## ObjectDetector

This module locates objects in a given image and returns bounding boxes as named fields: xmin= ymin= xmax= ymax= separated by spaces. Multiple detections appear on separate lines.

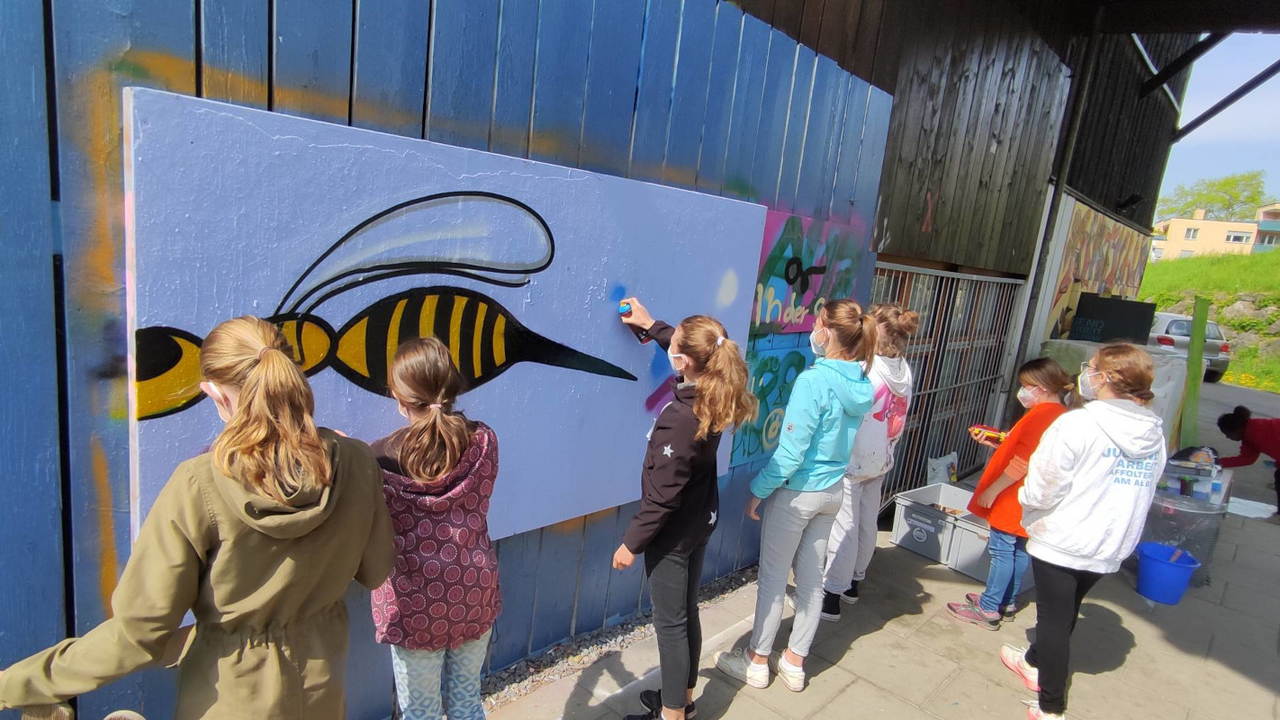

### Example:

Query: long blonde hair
xmin=677 ymin=316 xmax=757 ymax=441
xmin=201 ymin=316 xmax=331 ymax=503
xmin=388 ymin=337 xmax=475 ymax=481
xmin=820 ymin=299 xmax=879 ymax=365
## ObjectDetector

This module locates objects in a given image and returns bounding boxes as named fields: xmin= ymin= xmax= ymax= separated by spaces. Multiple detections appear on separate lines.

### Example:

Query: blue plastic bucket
xmin=1136 ymin=542 xmax=1201 ymax=605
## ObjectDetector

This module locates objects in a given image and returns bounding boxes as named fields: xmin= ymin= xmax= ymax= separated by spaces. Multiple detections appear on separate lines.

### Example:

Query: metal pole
xmin=1174 ymin=57 xmax=1280 ymax=143
xmin=1140 ymin=33 xmax=1227 ymax=98
xmin=1180 ymin=296 xmax=1209 ymax=449
xmin=1005 ymin=11 xmax=1104 ymax=421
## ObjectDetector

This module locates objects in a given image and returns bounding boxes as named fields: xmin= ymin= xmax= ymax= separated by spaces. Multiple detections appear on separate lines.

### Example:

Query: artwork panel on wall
xmin=1046 ymin=200 xmax=1153 ymax=341
xmin=751 ymin=210 xmax=874 ymax=335
xmin=730 ymin=337 xmax=816 ymax=467
xmin=123 ymin=88 xmax=765 ymax=540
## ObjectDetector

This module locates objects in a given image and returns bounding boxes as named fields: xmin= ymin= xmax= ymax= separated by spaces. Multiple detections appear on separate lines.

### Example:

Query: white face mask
xmin=668 ymin=349 xmax=687 ymax=375
xmin=809 ymin=327 xmax=828 ymax=357
xmin=1078 ymin=368 xmax=1102 ymax=400
xmin=1016 ymin=386 xmax=1038 ymax=408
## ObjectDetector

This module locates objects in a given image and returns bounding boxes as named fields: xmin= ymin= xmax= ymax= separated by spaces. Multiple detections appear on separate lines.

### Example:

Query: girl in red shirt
xmin=946 ymin=358 xmax=1072 ymax=630
xmin=1217 ymin=406 xmax=1280 ymax=514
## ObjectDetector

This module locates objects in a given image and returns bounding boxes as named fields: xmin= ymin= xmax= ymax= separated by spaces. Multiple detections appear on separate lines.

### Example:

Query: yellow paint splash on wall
xmin=91 ymin=434 xmax=120 ymax=614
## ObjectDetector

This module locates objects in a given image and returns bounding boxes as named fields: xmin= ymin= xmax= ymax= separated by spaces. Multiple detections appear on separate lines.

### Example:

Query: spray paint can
xmin=619 ymin=303 xmax=650 ymax=343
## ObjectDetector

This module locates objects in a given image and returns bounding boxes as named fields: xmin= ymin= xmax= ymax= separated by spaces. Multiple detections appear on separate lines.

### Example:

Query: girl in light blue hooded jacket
xmin=715 ymin=299 xmax=877 ymax=693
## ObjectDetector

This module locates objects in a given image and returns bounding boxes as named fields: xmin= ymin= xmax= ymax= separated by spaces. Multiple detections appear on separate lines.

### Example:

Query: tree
xmin=1156 ymin=170 xmax=1277 ymax=222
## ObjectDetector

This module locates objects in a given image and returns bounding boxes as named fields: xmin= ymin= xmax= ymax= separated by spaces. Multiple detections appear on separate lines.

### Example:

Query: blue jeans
xmin=390 ymin=629 xmax=491 ymax=720
xmin=978 ymin=529 xmax=1029 ymax=613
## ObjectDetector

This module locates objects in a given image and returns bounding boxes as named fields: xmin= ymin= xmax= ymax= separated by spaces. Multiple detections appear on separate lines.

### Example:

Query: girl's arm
xmin=1019 ymin=422 xmax=1076 ymax=511
xmin=751 ymin=374 xmax=822 ymax=500
xmin=0 ymin=465 xmax=212 ymax=708
xmin=622 ymin=410 xmax=696 ymax=554
xmin=355 ymin=464 xmax=396 ymax=591
xmin=1218 ymin=439 xmax=1260 ymax=469
xmin=975 ymin=456 xmax=1029 ymax=508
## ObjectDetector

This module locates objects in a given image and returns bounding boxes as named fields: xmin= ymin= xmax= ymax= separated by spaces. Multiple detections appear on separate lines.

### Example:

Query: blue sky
xmin=1159 ymin=33 xmax=1280 ymax=201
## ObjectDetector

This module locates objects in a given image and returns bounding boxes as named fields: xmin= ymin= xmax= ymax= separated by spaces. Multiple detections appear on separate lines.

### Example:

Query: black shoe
xmin=820 ymin=591 xmax=842 ymax=622
xmin=842 ymin=580 xmax=860 ymax=605
xmin=639 ymin=688 xmax=697 ymax=719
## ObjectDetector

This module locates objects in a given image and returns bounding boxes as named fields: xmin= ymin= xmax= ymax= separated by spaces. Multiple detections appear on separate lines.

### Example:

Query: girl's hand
xmin=619 ymin=297 xmax=655 ymax=330
xmin=747 ymin=496 xmax=763 ymax=521
xmin=332 ymin=429 xmax=348 ymax=437
xmin=977 ymin=486 xmax=1000 ymax=509
xmin=612 ymin=544 xmax=636 ymax=570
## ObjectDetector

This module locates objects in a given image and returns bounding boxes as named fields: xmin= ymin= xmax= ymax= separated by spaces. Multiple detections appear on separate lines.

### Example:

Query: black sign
xmin=1067 ymin=293 xmax=1156 ymax=344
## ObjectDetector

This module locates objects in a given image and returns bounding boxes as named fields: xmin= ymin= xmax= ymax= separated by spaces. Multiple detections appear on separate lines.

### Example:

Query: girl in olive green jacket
xmin=0 ymin=316 xmax=395 ymax=719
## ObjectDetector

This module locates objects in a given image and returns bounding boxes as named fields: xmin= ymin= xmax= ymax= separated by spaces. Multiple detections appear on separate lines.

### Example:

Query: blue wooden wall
xmin=0 ymin=1 xmax=892 ymax=718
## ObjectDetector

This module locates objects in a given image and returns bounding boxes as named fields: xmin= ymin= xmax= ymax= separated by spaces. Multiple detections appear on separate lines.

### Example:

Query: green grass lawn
xmin=1140 ymin=251 xmax=1280 ymax=393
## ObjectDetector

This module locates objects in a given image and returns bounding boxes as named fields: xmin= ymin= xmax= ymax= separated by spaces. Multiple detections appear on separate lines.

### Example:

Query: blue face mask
xmin=809 ymin=328 xmax=828 ymax=357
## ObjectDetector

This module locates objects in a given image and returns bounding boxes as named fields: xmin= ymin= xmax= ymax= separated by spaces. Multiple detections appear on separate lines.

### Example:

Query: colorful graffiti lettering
xmin=730 ymin=338 xmax=815 ymax=466
xmin=752 ymin=211 xmax=873 ymax=335
xmin=1047 ymin=201 xmax=1153 ymax=340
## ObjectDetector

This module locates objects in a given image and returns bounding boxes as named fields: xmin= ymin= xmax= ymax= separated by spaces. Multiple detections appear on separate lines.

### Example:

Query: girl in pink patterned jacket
xmin=369 ymin=337 xmax=500 ymax=720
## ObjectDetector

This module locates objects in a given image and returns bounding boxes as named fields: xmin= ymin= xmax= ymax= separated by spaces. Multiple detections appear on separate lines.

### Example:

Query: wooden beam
xmin=1139 ymin=32 xmax=1226 ymax=97
xmin=1099 ymin=1 xmax=1280 ymax=33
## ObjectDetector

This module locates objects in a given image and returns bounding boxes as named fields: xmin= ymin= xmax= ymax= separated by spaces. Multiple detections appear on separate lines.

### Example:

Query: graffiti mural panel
xmin=730 ymin=337 xmax=816 ymax=466
xmin=124 ymin=89 xmax=764 ymax=540
xmin=751 ymin=211 xmax=874 ymax=335
xmin=1046 ymin=200 xmax=1152 ymax=340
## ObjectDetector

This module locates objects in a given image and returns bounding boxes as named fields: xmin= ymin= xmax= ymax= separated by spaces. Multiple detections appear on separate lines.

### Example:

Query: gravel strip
xmin=481 ymin=566 xmax=758 ymax=711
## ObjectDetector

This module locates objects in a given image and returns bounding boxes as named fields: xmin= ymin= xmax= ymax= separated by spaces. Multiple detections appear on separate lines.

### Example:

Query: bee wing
xmin=277 ymin=192 xmax=554 ymax=315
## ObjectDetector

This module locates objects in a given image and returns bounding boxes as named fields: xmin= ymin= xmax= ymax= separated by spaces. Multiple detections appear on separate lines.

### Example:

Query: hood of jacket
xmin=371 ymin=422 xmax=496 ymax=511
xmin=209 ymin=428 xmax=344 ymax=540
xmin=869 ymin=355 xmax=912 ymax=397
xmin=812 ymin=358 xmax=875 ymax=417
xmin=1084 ymin=399 xmax=1165 ymax=458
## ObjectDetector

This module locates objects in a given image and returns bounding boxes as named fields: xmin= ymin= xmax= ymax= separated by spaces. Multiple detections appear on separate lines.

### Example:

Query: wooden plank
xmin=708 ymin=466 xmax=747 ymax=579
xmin=733 ymin=465 xmax=764 ymax=569
xmin=800 ymin=0 xmax=827 ymax=50
xmin=573 ymin=508 xmax=619 ymax=635
xmin=773 ymin=0 xmax=805 ymax=39
xmin=855 ymin=0 xmax=888 ymax=89
xmin=969 ymin=20 xmax=1029 ymax=270
xmin=931 ymin=1 xmax=985 ymax=257
xmin=816 ymin=0 xmax=852 ymax=64
xmin=529 ymin=518 xmax=585 ymax=654
xmin=662 ymin=0 xmax=717 ymax=188
xmin=201 ymin=0 xmax=269 ymax=107
xmin=750 ymin=29 xmax=800 ymax=207
xmin=776 ymin=46 xmax=817 ymax=213
xmin=852 ymin=86 xmax=892 ymax=235
xmin=828 ymin=74 xmax=870 ymax=224
xmin=272 ymin=0 xmax=352 ymax=122
xmin=0 ymin=0 xmax=67 ymax=674
xmin=50 ymin=0 xmax=196 ymax=711
xmin=740 ymin=0 xmax=778 ymax=26
xmin=428 ymin=0 xmax=499 ymax=150
xmin=579 ymin=0 xmax=645 ymax=175
xmin=721 ymin=16 xmax=771 ymax=200
xmin=351 ymin=0 xmax=429 ymax=137
xmin=795 ymin=54 xmax=846 ymax=219
xmin=694 ymin=2 xmax=744 ymax=195
xmin=629 ymin=0 xmax=682 ymax=181
xmin=491 ymin=530 xmax=540 ymax=668
xmin=529 ymin=0 xmax=592 ymax=165
xmin=605 ymin=501 xmax=644 ymax=625
xmin=490 ymin=0 xmax=539 ymax=157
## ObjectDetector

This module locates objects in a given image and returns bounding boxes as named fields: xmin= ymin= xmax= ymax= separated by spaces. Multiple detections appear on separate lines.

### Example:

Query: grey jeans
xmin=750 ymin=484 xmax=844 ymax=658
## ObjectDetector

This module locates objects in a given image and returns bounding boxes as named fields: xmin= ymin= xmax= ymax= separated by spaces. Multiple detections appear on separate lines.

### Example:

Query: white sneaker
xmin=1001 ymin=645 xmax=1041 ymax=692
xmin=770 ymin=654 xmax=806 ymax=692
xmin=1022 ymin=700 xmax=1064 ymax=719
xmin=714 ymin=648 xmax=770 ymax=689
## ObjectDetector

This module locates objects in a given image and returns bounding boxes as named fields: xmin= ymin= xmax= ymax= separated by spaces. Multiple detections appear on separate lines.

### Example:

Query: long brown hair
xmin=388 ymin=337 xmax=476 ymax=482
xmin=1018 ymin=357 xmax=1073 ymax=401
xmin=202 ymin=316 xmax=331 ymax=503
xmin=820 ymin=299 xmax=879 ymax=365
xmin=870 ymin=303 xmax=919 ymax=358
xmin=1093 ymin=343 xmax=1156 ymax=404
xmin=676 ymin=315 xmax=757 ymax=441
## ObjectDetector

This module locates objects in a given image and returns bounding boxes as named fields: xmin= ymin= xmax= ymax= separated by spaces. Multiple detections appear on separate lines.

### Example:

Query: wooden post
xmin=1180 ymin=296 xmax=1210 ymax=448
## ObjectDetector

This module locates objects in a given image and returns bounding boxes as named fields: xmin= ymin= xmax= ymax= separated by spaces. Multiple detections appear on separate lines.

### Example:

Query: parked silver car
xmin=1147 ymin=312 xmax=1231 ymax=383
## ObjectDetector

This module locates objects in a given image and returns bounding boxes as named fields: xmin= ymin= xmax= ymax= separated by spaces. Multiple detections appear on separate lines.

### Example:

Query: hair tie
xmin=258 ymin=346 xmax=273 ymax=361
xmin=429 ymin=403 xmax=443 ymax=410
xmin=715 ymin=336 xmax=726 ymax=347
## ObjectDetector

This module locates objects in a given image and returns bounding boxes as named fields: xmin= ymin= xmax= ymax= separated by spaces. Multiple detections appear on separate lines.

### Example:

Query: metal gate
xmin=870 ymin=263 xmax=1024 ymax=506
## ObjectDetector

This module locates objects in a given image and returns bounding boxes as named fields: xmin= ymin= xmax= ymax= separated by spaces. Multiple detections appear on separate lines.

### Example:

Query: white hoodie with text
xmin=846 ymin=355 xmax=913 ymax=481
xmin=1019 ymin=398 xmax=1167 ymax=574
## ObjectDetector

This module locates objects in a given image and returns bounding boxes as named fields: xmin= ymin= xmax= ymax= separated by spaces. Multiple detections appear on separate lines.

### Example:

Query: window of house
xmin=1151 ymin=247 xmax=1164 ymax=259
xmin=1226 ymin=232 xmax=1251 ymax=244
xmin=1184 ymin=227 xmax=1199 ymax=240
xmin=1179 ymin=250 xmax=1195 ymax=258
xmin=1259 ymin=234 xmax=1279 ymax=246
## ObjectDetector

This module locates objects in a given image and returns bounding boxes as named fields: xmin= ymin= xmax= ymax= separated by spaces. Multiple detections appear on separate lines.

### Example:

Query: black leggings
xmin=1025 ymin=557 xmax=1103 ymax=714
xmin=645 ymin=543 xmax=707 ymax=710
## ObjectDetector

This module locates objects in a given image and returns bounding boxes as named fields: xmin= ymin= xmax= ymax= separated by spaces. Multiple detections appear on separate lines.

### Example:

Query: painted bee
xmin=134 ymin=192 xmax=636 ymax=420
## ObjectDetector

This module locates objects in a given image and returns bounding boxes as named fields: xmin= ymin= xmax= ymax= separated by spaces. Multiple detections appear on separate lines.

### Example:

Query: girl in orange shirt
xmin=946 ymin=358 xmax=1072 ymax=630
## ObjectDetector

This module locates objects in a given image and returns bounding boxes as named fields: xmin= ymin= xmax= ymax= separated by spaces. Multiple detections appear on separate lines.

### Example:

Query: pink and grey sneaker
xmin=1023 ymin=700 xmax=1064 ymax=719
xmin=1001 ymin=645 xmax=1041 ymax=692
xmin=965 ymin=592 xmax=1019 ymax=619
xmin=946 ymin=600 xmax=1002 ymax=630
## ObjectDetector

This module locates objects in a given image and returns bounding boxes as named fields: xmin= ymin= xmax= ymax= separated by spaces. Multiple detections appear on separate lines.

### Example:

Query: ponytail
xmin=821 ymin=299 xmax=879 ymax=366
xmin=388 ymin=337 xmax=475 ymax=482
xmin=1217 ymin=405 xmax=1252 ymax=437
xmin=202 ymin=316 xmax=331 ymax=504
xmin=869 ymin=303 xmax=919 ymax=358
xmin=676 ymin=316 xmax=758 ymax=440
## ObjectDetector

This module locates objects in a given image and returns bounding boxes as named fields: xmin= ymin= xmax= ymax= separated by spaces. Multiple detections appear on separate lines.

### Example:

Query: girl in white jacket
xmin=1002 ymin=344 xmax=1166 ymax=720
xmin=820 ymin=303 xmax=918 ymax=622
